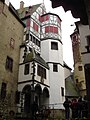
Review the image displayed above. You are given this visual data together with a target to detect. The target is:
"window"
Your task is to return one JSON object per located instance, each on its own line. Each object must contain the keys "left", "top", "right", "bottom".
{"left": 5, "top": 56, "right": 13, "bottom": 72}
{"left": 33, "top": 36, "right": 36, "bottom": 43}
{"left": 26, "top": 34, "right": 29, "bottom": 40}
{"left": 37, "top": 65, "right": 46, "bottom": 79}
{"left": 26, "top": 19, "right": 30, "bottom": 27}
{"left": 51, "top": 42, "right": 58, "bottom": 50}
{"left": 33, "top": 22, "right": 38, "bottom": 32}
{"left": 24, "top": 64, "right": 29, "bottom": 75}
{"left": 36, "top": 40, "right": 40, "bottom": 47}
{"left": 78, "top": 66, "right": 82, "bottom": 71}
{"left": 53, "top": 64, "right": 58, "bottom": 72}
{"left": 61, "top": 87, "right": 64, "bottom": 96}
{"left": 45, "top": 26, "right": 58, "bottom": 33}
{"left": 1, "top": 82, "right": 7, "bottom": 99}
{"left": 30, "top": 34, "right": 32, "bottom": 41}
{"left": 76, "top": 79, "right": 78, "bottom": 83}
{"left": 86, "top": 35, "right": 90, "bottom": 46}
{"left": 15, "top": 91, "right": 20, "bottom": 104}
{"left": 10, "top": 38, "right": 15, "bottom": 48}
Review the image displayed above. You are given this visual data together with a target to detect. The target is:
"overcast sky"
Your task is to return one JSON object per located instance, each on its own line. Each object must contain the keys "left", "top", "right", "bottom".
{"left": 8, "top": 0, "right": 80, "bottom": 70}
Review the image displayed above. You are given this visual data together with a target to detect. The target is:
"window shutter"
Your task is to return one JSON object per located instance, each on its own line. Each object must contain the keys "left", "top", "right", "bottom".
{"left": 54, "top": 27, "right": 58, "bottom": 33}
{"left": 45, "top": 26, "right": 49, "bottom": 33}
{"left": 50, "top": 26, "right": 53, "bottom": 32}
{"left": 45, "top": 15, "right": 49, "bottom": 21}
{"left": 26, "top": 19, "right": 30, "bottom": 27}
{"left": 33, "top": 22, "right": 38, "bottom": 32}
{"left": 41, "top": 16, "right": 44, "bottom": 22}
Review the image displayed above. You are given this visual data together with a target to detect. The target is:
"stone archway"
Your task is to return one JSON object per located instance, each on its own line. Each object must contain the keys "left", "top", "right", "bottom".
{"left": 22, "top": 85, "right": 31, "bottom": 113}
{"left": 35, "top": 84, "right": 42, "bottom": 106}
{"left": 42, "top": 87, "right": 49, "bottom": 106}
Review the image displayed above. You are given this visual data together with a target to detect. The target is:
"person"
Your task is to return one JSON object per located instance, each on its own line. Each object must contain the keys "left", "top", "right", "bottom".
{"left": 70, "top": 98, "right": 78, "bottom": 119}
{"left": 77, "top": 96, "right": 83, "bottom": 118}
{"left": 31, "top": 101, "right": 38, "bottom": 120}
{"left": 63, "top": 97, "right": 71, "bottom": 120}
{"left": 82, "top": 96, "right": 88, "bottom": 118}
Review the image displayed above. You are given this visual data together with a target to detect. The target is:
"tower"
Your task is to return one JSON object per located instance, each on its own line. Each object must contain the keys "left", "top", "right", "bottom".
{"left": 70, "top": 30, "right": 86, "bottom": 96}
{"left": 41, "top": 13, "right": 65, "bottom": 108}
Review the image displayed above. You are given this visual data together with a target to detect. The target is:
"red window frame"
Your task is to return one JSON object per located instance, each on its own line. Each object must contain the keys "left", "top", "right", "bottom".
{"left": 45, "top": 26, "right": 58, "bottom": 33}
{"left": 26, "top": 19, "right": 30, "bottom": 27}
{"left": 33, "top": 22, "right": 38, "bottom": 32}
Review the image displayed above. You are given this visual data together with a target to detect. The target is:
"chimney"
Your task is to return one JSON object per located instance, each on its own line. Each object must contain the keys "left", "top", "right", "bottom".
{"left": 20, "top": 1, "right": 24, "bottom": 9}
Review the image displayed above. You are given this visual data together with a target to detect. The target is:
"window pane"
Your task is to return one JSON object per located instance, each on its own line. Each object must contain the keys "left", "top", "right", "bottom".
{"left": 33, "top": 22, "right": 38, "bottom": 32}
{"left": 61, "top": 87, "right": 64, "bottom": 96}
{"left": 51, "top": 42, "right": 58, "bottom": 50}
{"left": 24, "top": 64, "right": 29, "bottom": 75}
{"left": 45, "top": 26, "right": 49, "bottom": 33}
{"left": 78, "top": 66, "right": 82, "bottom": 71}
{"left": 86, "top": 36, "right": 90, "bottom": 45}
{"left": 5, "top": 56, "right": 13, "bottom": 72}
{"left": 37, "top": 65, "right": 46, "bottom": 79}
{"left": 1, "top": 82, "right": 7, "bottom": 99}
{"left": 26, "top": 19, "right": 30, "bottom": 27}
{"left": 53, "top": 64, "right": 58, "bottom": 72}
{"left": 26, "top": 34, "right": 29, "bottom": 40}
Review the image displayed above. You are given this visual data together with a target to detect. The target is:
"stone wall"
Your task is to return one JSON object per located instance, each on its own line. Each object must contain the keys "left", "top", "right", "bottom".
{"left": 0, "top": 2, "right": 24, "bottom": 112}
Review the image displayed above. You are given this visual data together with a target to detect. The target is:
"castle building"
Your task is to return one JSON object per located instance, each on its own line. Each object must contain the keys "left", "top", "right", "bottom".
{"left": 17, "top": 1, "right": 65, "bottom": 113}
{"left": 0, "top": 0, "right": 25, "bottom": 112}
{"left": 70, "top": 30, "right": 86, "bottom": 96}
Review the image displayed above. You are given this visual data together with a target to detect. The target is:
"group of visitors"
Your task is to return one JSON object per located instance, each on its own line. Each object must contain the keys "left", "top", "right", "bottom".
{"left": 63, "top": 96, "right": 88, "bottom": 120}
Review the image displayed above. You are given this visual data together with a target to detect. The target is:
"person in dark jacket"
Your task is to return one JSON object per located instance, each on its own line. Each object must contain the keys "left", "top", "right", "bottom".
{"left": 31, "top": 101, "right": 38, "bottom": 120}
{"left": 78, "top": 96, "right": 83, "bottom": 118}
{"left": 63, "top": 97, "right": 71, "bottom": 120}
{"left": 82, "top": 96, "right": 88, "bottom": 118}
{"left": 70, "top": 98, "right": 78, "bottom": 119}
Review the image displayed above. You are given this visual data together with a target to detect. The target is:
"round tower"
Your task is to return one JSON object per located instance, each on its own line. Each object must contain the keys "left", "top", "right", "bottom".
{"left": 41, "top": 13, "right": 65, "bottom": 109}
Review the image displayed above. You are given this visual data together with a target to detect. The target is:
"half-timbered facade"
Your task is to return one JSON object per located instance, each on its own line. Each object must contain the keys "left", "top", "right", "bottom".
{"left": 17, "top": 2, "right": 65, "bottom": 113}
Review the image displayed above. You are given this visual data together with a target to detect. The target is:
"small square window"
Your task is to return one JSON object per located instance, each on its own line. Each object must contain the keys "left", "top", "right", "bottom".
{"left": 51, "top": 42, "right": 58, "bottom": 50}
{"left": 78, "top": 66, "right": 82, "bottom": 71}
{"left": 76, "top": 79, "right": 78, "bottom": 83}
{"left": 24, "top": 64, "right": 29, "bottom": 75}
{"left": 53, "top": 64, "right": 58, "bottom": 72}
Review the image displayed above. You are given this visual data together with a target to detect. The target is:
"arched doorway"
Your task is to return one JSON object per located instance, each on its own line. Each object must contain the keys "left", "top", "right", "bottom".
{"left": 22, "top": 85, "right": 31, "bottom": 113}
{"left": 43, "top": 87, "right": 49, "bottom": 106}
{"left": 35, "top": 84, "right": 42, "bottom": 106}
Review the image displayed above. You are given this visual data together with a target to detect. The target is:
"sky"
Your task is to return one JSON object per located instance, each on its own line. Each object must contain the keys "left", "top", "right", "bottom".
{"left": 7, "top": 0, "right": 80, "bottom": 70}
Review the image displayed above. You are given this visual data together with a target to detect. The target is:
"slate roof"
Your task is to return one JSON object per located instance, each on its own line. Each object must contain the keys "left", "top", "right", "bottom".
{"left": 65, "top": 75, "right": 80, "bottom": 98}
{"left": 17, "top": 4, "right": 41, "bottom": 19}
{"left": 24, "top": 52, "right": 49, "bottom": 69}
